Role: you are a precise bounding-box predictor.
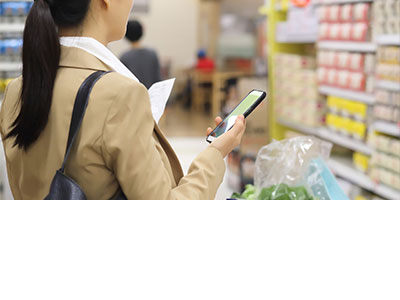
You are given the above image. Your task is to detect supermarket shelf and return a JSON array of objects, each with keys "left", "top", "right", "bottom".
[
  {"left": 376, "top": 80, "right": 400, "bottom": 92},
  {"left": 315, "top": 0, "right": 373, "bottom": 5},
  {"left": 328, "top": 158, "right": 400, "bottom": 200},
  {"left": 329, "top": 157, "right": 374, "bottom": 191},
  {"left": 374, "top": 185, "right": 400, "bottom": 201},
  {"left": 318, "top": 128, "right": 372, "bottom": 155},
  {"left": 375, "top": 35, "right": 400, "bottom": 46},
  {"left": 0, "top": 62, "right": 22, "bottom": 72},
  {"left": 278, "top": 119, "right": 372, "bottom": 155},
  {"left": 317, "top": 41, "right": 376, "bottom": 52},
  {"left": 278, "top": 119, "right": 320, "bottom": 136},
  {"left": 319, "top": 86, "right": 374, "bottom": 105},
  {"left": 371, "top": 121, "right": 400, "bottom": 138},
  {"left": 0, "top": 23, "right": 25, "bottom": 33},
  {"left": 277, "top": 34, "right": 317, "bottom": 44}
]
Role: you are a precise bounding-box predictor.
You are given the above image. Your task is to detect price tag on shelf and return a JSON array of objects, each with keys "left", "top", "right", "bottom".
[{"left": 291, "top": 0, "right": 311, "bottom": 7}]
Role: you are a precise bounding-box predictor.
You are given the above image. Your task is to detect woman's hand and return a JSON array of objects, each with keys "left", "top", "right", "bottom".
[{"left": 206, "top": 115, "right": 246, "bottom": 158}]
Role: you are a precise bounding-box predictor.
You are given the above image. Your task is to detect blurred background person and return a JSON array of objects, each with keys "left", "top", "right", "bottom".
[
  {"left": 120, "top": 20, "right": 162, "bottom": 89},
  {"left": 195, "top": 49, "right": 215, "bottom": 73}
]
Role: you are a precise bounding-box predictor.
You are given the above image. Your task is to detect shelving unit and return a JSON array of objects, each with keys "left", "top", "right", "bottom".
[
  {"left": 318, "top": 128, "right": 372, "bottom": 155},
  {"left": 0, "top": 23, "right": 25, "bottom": 33},
  {"left": 328, "top": 157, "right": 400, "bottom": 200},
  {"left": 276, "top": 34, "right": 317, "bottom": 44},
  {"left": 0, "top": 0, "right": 31, "bottom": 200},
  {"left": 375, "top": 35, "right": 400, "bottom": 46},
  {"left": 0, "top": 62, "right": 22, "bottom": 72},
  {"left": 278, "top": 119, "right": 372, "bottom": 156},
  {"left": 278, "top": 119, "right": 320, "bottom": 136},
  {"left": 376, "top": 80, "right": 400, "bottom": 92},
  {"left": 317, "top": 41, "right": 376, "bottom": 53},
  {"left": 319, "top": 86, "right": 375, "bottom": 105},
  {"left": 371, "top": 121, "right": 400, "bottom": 138},
  {"left": 266, "top": 0, "right": 400, "bottom": 199},
  {"left": 315, "top": 0, "right": 373, "bottom": 4}
]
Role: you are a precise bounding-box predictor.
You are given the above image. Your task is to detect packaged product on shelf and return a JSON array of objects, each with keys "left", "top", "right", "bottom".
[
  {"left": 370, "top": 167, "right": 400, "bottom": 190},
  {"left": 339, "top": 23, "right": 352, "bottom": 41},
  {"left": 0, "top": 1, "right": 30, "bottom": 23},
  {"left": 353, "top": 152, "right": 370, "bottom": 173},
  {"left": 274, "top": 53, "right": 324, "bottom": 127},
  {"left": 0, "top": 38, "right": 23, "bottom": 62},
  {"left": 328, "top": 5, "right": 340, "bottom": 23},
  {"left": 373, "top": 105, "right": 400, "bottom": 124},
  {"left": 369, "top": 133, "right": 400, "bottom": 157},
  {"left": 340, "top": 4, "right": 352, "bottom": 23},
  {"left": 353, "top": 3, "right": 371, "bottom": 22},
  {"left": 318, "top": 2, "right": 373, "bottom": 42},
  {"left": 377, "top": 47, "right": 400, "bottom": 64},
  {"left": 317, "top": 50, "right": 376, "bottom": 93},
  {"left": 374, "top": 0, "right": 400, "bottom": 36},
  {"left": 368, "top": 132, "right": 400, "bottom": 191},
  {"left": 328, "top": 96, "right": 368, "bottom": 121},
  {"left": 351, "top": 22, "right": 371, "bottom": 42},
  {"left": 376, "top": 90, "right": 400, "bottom": 107},
  {"left": 326, "top": 113, "right": 367, "bottom": 140}
]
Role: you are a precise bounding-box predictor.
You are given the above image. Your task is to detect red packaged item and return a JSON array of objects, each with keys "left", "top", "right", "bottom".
[
  {"left": 340, "top": 4, "right": 353, "bottom": 22},
  {"left": 327, "top": 69, "right": 338, "bottom": 86},
  {"left": 351, "top": 23, "right": 368, "bottom": 42},
  {"left": 337, "top": 70, "right": 350, "bottom": 89},
  {"left": 337, "top": 52, "right": 350, "bottom": 70},
  {"left": 319, "top": 23, "right": 330, "bottom": 40},
  {"left": 328, "top": 5, "right": 341, "bottom": 23},
  {"left": 317, "top": 6, "right": 329, "bottom": 22},
  {"left": 317, "top": 51, "right": 328, "bottom": 67},
  {"left": 329, "top": 24, "right": 341, "bottom": 40},
  {"left": 318, "top": 68, "right": 328, "bottom": 84},
  {"left": 349, "top": 53, "right": 365, "bottom": 72},
  {"left": 353, "top": 3, "right": 370, "bottom": 22},
  {"left": 340, "top": 23, "right": 352, "bottom": 41},
  {"left": 328, "top": 51, "right": 337, "bottom": 68},
  {"left": 349, "top": 72, "right": 366, "bottom": 91}
]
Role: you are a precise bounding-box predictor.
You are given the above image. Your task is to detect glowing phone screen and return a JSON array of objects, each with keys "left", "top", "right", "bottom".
[{"left": 208, "top": 91, "right": 264, "bottom": 139}]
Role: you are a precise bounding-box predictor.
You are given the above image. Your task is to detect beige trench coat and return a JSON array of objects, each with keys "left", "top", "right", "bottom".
[{"left": 0, "top": 47, "right": 225, "bottom": 200}]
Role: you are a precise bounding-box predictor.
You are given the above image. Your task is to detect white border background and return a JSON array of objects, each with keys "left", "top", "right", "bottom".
[{"left": 1, "top": 201, "right": 399, "bottom": 300}]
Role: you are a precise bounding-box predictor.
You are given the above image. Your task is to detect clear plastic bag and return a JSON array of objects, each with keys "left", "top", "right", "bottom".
[{"left": 251, "top": 136, "right": 347, "bottom": 200}]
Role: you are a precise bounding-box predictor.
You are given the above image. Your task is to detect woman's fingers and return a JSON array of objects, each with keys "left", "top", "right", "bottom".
[
  {"left": 206, "top": 127, "right": 213, "bottom": 136},
  {"left": 215, "top": 116, "right": 223, "bottom": 126}
]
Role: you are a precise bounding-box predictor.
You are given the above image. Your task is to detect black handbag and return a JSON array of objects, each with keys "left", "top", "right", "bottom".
[{"left": 45, "top": 70, "right": 126, "bottom": 200}]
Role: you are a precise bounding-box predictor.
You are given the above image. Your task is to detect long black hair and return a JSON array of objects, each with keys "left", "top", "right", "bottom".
[{"left": 6, "top": 0, "right": 91, "bottom": 150}]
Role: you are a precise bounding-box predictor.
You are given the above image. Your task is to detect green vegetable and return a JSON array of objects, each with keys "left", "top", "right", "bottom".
[{"left": 231, "top": 184, "right": 315, "bottom": 200}]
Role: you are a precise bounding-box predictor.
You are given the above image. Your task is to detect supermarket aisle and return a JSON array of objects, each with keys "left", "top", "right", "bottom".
[
  {"left": 168, "top": 137, "right": 233, "bottom": 200},
  {"left": 0, "top": 139, "right": 12, "bottom": 200}
]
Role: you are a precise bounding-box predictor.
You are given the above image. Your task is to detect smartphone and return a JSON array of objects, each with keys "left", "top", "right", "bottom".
[{"left": 206, "top": 89, "right": 267, "bottom": 143}]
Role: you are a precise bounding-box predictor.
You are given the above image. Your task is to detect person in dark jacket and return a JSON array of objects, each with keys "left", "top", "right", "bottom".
[{"left": 120, "top": 20, "right": 161, "bottom": 89}]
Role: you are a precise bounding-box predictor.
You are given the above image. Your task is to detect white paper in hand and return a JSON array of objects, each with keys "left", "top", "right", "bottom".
[{"left": 148, "top": 78, "right": 175, "bottom": 123}]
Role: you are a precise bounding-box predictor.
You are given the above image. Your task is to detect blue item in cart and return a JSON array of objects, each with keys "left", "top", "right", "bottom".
[{"left": 307, "top": 158, "right": 349, "bottom": 200}]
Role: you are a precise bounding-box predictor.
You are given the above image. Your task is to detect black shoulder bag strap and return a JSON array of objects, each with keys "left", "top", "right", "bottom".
[{"left": 45, "top": 71, "right": 112, "bottom": 200}]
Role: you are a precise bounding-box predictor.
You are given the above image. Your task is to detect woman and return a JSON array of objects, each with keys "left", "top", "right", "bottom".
[{"left": 0, "top": 0, "right": 246, "bottom": 200}]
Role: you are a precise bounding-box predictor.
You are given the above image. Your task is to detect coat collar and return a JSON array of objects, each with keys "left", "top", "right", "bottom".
[{"left": 59, "top": 46, "right": 112, "bottom": 72}]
